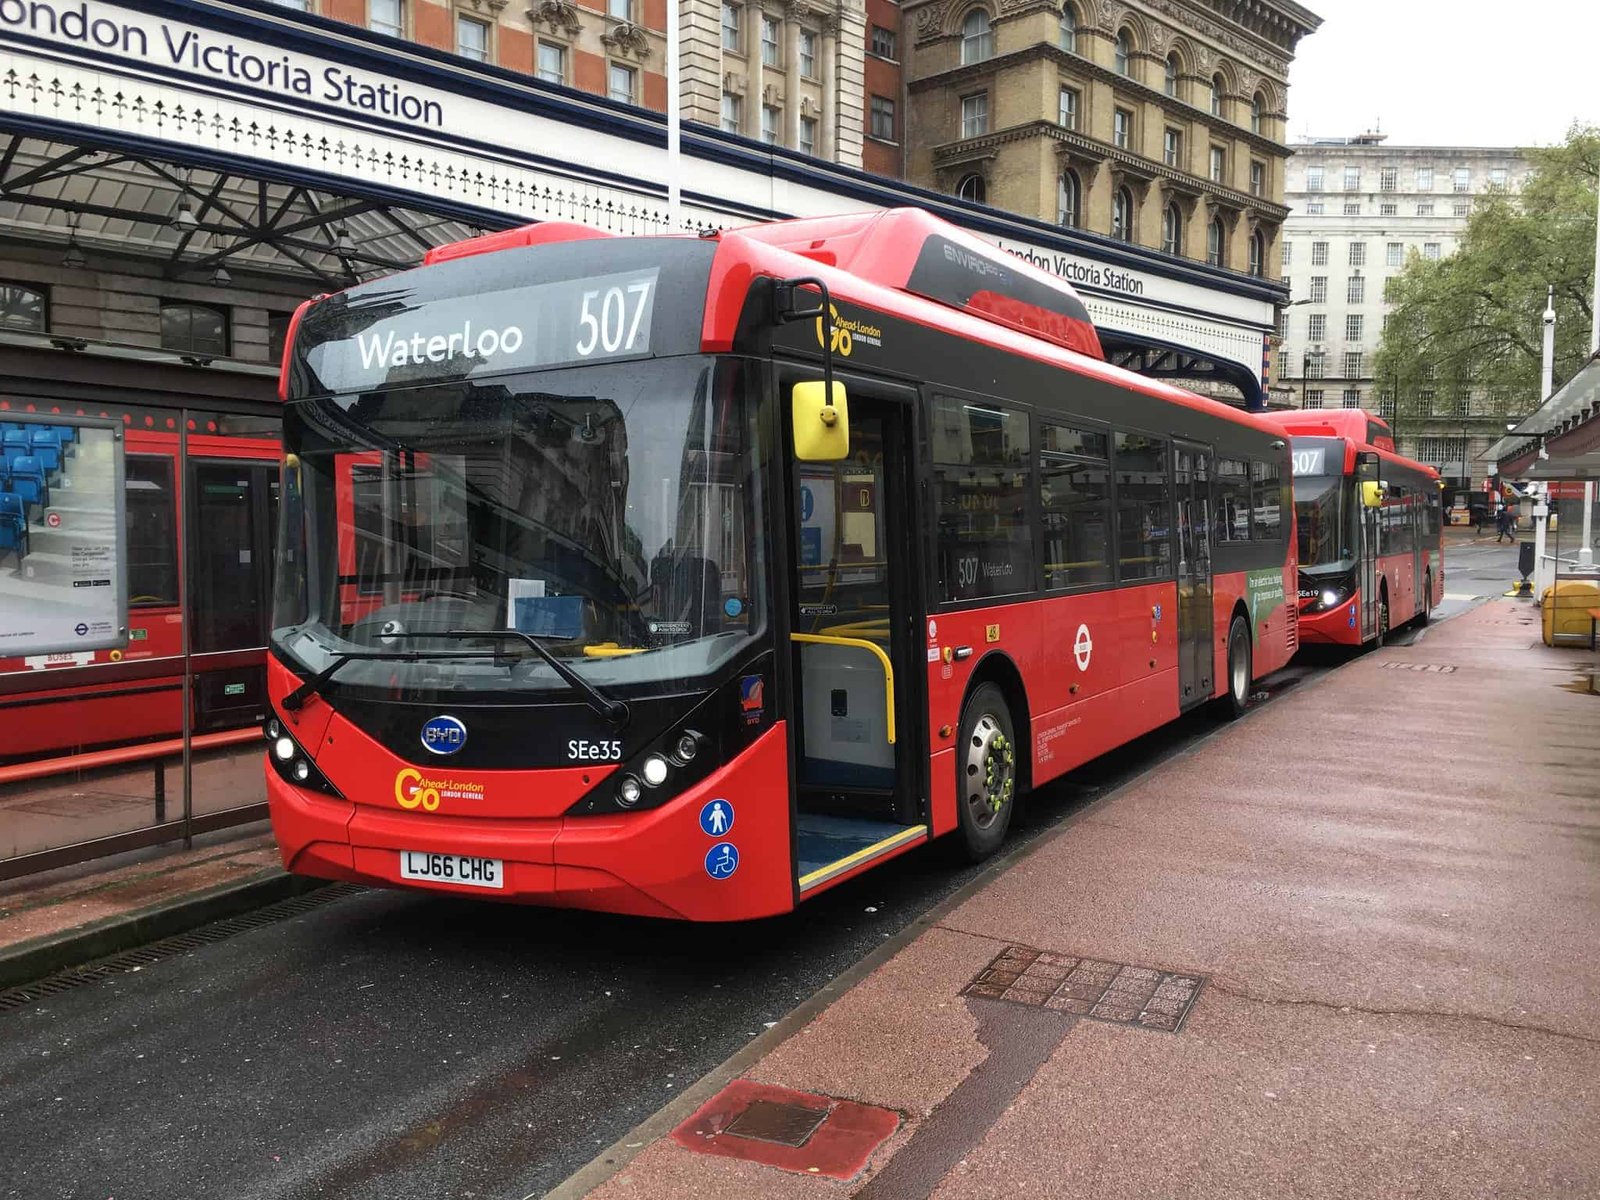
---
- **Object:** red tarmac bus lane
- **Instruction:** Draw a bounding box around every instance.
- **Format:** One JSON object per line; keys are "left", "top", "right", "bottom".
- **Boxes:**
{"left": 567, "top": 596, "right": 1600, "bottom": 1200}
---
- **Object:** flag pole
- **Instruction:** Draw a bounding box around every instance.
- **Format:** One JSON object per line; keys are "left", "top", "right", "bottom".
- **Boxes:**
{"left": 666, "top": 0, "right": 681, "bottom": 231}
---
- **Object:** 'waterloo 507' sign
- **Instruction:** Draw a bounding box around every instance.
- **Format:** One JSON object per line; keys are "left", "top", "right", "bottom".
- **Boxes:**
{"left": 0, "top": 0, "right": 446, "bottom": 127}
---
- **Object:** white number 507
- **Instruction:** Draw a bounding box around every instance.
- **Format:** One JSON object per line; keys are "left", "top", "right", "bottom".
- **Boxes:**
{"left": 575, "top": 279, "right": 654, "bottom": 357}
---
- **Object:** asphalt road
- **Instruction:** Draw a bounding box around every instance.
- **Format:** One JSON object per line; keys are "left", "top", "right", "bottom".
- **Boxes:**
{"left": 0, "top": 541, "right": 1515, "bottom": 1200}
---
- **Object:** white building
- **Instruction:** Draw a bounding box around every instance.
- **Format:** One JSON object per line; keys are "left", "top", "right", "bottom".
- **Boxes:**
{"left": 1276, "top": 134, "right": 1531, "bottom": 489}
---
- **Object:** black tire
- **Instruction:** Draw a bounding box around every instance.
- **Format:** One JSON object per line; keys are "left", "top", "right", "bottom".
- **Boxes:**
{"left": 1416, "top": 571, "right": 1433, "bottom": 626}
{"left": 953, "top": 682, "right": 1017, "bottom": 863}
{"left": 1374, "top": 588, "right": 1390, "bottom": 648}
{"left": 1218, "top": 615, "right": 1252, "bottom": 720}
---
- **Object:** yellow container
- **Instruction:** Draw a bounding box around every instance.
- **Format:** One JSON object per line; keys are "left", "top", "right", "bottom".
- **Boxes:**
{"left": 1540, "top": 577, "right": 1600, "bottom": 647}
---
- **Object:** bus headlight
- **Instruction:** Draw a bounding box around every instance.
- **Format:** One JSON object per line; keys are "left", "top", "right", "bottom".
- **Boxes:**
{"left": 1320, "top": 589, "right": 1340, "bottom": 609}
{"left": 265, "top": 720, "right": 342, "bottom": 798}
{"left": 292, "top": 759, "right": 312, "bottom": 783}
{"left": 273, "top": 736, "right": 296, "bottom": 762}
{"left": 616, "top": 775, "right": 643, "bottom": 807}
{"left": 674, "top": 734, "right": 698, "bottom": 763}
{"left": 265, "top": 719, "right": 281, "bottom": 741}
{"left": 641, "top": 754, "right": 670, "bottom": 787}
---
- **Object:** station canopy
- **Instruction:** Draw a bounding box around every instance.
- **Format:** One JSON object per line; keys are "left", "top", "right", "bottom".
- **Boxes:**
{"left": 0, "top": 132, "right": 483, "bottom": 290}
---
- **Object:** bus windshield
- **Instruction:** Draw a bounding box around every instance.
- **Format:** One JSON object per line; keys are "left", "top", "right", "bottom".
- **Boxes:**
{"left": 272, "top": 355, "right": 763, "bottom": 702}
{"left": 1293, "top": 474, "right": 1351, "bottom": 567}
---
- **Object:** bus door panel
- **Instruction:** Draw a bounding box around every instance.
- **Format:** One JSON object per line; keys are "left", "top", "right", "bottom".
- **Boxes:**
{"left": 1359, "top": 492, "right": 1381, "bottom": 640}
{"left": 1173, "top": 442, "right": 1214, "bottom": 709}
{"left": 784, "top": 384, "right": 921, "bottom": 829}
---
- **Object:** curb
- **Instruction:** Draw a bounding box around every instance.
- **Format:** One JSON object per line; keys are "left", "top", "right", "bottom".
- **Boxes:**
{"left": 0, "top": 870, "right": 325, "bottom": 991}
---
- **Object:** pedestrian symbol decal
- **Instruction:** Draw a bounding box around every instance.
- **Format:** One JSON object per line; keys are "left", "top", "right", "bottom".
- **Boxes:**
{"left": 705, "top": 842, "right": 739, "bottom": 879}
{"left": 1073, "top": 623, "right": 1093, "bottom": 671}
{"left": 800, "top": 485, "right": 815, "bottom": 522}
{"left": 700, "top": 799, "right": 735, "bottom": 837}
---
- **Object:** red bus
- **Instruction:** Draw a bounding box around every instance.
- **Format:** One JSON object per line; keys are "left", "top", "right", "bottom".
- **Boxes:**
{"left": 1264, "top": 409, "right": 1444, "bottom": 647}
{"left": 265, "top": 208, "right": 1298, "bottom": 921}
{"left": 0, "top": 402, "right": 280, "bottom": 762}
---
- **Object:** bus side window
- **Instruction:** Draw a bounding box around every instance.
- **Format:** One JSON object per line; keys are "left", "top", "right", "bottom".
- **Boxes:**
{"left": 1250, "top": 459, "right": 1282, "bottom": 542}
{"left": 1038, "top": 420, "right": 1111, "bottom": 590}
{"left": 1215, "top": 458, "right": 1250, "bottom": 542}
{"left": 127, "top": 455, "right": 179, "bottom": 608}
{"left": 1113, "top": 431, "right": 1172, "bottom": 581}
{"left": 930, "top": 394, "right": 1034, "bottom": 603}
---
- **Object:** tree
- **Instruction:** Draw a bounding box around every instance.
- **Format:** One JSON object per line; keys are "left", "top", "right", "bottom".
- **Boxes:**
{"left": 1373, "top": 125, "right": 1600, "bottom": 449}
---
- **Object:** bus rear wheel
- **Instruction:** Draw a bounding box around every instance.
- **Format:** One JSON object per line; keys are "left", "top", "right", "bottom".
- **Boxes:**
{"left": 1416, "top": 571, "right": 1433, "bottom": 626}
{"left": 955, "top": 682, "right": 1016, "bottom": 862}
{"left": 1218, "top": 615, "right": 1252, "bottom": 720}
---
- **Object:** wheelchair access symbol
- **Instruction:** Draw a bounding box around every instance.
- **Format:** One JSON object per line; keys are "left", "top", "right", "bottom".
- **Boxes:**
{"left": 699, "top": 798, "right": 734, "bottom": 837}
{"left": 704, "top": 842, "right": 739, "bottom": 879}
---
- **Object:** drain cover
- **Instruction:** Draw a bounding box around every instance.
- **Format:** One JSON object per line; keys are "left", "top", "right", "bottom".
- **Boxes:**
{"left": 963, "top": 945, "right": 1204, "bottom": 1033}
{"left": 725, "top": 1099, "right": 830, "bottom": 1147}
{"left": 1379, "top": 662, "right": 1457, "bottom": 672}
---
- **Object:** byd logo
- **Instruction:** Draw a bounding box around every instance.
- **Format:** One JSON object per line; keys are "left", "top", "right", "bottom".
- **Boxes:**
{"left": 420, "top": 714, "right": 467, "bottom": 755}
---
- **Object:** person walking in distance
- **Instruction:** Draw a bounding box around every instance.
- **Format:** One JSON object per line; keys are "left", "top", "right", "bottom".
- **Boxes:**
{"left": 1495, "top": 505, "right": 1513, "bottom": 543}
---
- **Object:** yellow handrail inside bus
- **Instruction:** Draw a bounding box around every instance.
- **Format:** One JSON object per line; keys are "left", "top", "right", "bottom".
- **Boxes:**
{"left": 789, "top": 632, "right": 896, "bottom": 745}
{"left": 582, "top": 642, "right": 646, "bottom": 657}
{"left": 818, "top": 618, "right": 891, "bottom": 639}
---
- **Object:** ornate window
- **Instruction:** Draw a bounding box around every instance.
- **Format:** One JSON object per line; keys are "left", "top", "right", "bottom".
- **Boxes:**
{"left": 369, "top": 0, "right": 402, "bottom": 36}
{"left": 1206, "top": 218, "right": 1224, "bottom": 266}
{"left": 961, "top": 91, "right": 988, "bottom": 138}
{"left": 1248, "top": 229, "right": 1265, "bottom": 277}
{"left": 456, "top": 14, "right": 488, "bottom": 61}
{"left": 1162, "top": 202, "right": 1183, "bottom": 255}
{"left": 1250, "top": 92, "right": 1263, "bottom": 133}
{"left": 960, "top": 9, "right": 993, "bottom": 64}
{"left": 1058, "top": 171, "right": 1081, "bottom": 227}
{"left": 1112, "top": 187, "right": 1134, "bottom": 242}
{"left": 761, "top": 14, "right": 780, "bottom": 66}
{"left": 1210, "top": 73, "right": 1224, "bottom": 116}
{"left": 1058, "top": 85, "right": 1078, "bottom": 130}
{"left": 956, "top": 173, "right": 987, "bottom": 204}
{"left": 608, "top": 62, "right": 636, "bottom": 103}
{"left": 721, "top": 2, "right": 740, "bottom": 51}
{"left": 536, "top": 41, "right": 566, "bottom": 84}
{"left": 1114, "top": 28, "right": 1132, "bottom": 75}
{"left": 1059, "top": 3, "right": 1076, "bottom": 52}
{"left": 721, "top": 91, "right": 741, "bottom": 132}
{"left": 1164, "top": 54, "right": 1179, "bottom": 97}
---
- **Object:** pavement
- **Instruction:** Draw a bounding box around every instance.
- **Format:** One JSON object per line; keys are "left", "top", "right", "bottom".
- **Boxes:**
{"left": 558, "top": 596, "right": 1600, "bottom": 1200}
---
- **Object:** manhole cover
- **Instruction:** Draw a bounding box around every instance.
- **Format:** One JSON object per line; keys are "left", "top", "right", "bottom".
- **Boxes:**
{"left": 963, "top": 945, "right": 1204, "bottom": 1033}
{"left": 725, "top": 1099, "right": 830, "bottom": 1147}
{"left": 1378, "top": 662, "right": 1457, "bottom": 672}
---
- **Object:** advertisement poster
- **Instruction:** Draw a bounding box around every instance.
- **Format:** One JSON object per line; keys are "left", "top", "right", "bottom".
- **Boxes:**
{"left": 0, "top": 416, "right": 128, "bottom": 657}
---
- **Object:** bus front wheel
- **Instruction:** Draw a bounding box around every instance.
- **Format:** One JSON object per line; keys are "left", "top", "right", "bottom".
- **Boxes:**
{"left": 1219, "top": 615, "right": 1252, "bottom": 721}
{"left": 1416, "top": 571, "right": 1433, "bottom": 626}
{"left": 954, "top": 682, "right": 1016, "bottom": 862}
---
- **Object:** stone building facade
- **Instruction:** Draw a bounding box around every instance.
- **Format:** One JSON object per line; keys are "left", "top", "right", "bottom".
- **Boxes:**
{"left": 261, "top": 0, "right": 878, "bottom": 167}
{"left": 898, "top": 0, "right": 1320, "bottom": 277}
{"left": 1276, "top": 136, "right": 1534, "bottom": 490}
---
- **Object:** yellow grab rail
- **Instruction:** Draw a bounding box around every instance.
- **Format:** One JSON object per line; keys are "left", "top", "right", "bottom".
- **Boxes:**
{"left": 789, "top": 632, "right": 896, "bottom": 745}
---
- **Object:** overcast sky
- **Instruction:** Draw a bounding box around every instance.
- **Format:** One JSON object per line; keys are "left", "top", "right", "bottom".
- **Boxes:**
{"left": 1285, "top": 1, "right": 1600, "bottom": 148}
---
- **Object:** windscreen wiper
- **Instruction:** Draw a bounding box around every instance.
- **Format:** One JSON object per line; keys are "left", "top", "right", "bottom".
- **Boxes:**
{"left": 279, "top": 645, "right": 504, "bottom": 712}
{"left": 410, "top": 629, "right": 631, "bottom": 727}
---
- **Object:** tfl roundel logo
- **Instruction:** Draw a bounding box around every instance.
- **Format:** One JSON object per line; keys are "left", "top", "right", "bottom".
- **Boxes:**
{"left": 421, "top": 714, "right": 468, "bottom": 756}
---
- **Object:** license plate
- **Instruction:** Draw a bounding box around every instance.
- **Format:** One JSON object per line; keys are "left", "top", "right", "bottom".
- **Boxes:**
{"left": 398, "top": 850, "right": 504, "bottom": 890}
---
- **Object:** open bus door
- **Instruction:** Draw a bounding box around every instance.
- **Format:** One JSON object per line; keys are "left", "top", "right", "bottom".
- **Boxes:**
{"left": 781, "top": 371, "right": 927, "bottom": 896}
{"left": 1173, "top": 441, "right": 1215, "bottom": 709}
{"left": 1356, "top": 453, "right": 1383, "bottom": 643}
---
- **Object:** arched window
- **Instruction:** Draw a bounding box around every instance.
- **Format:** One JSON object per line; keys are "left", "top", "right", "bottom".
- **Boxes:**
{"left": 1206, "top": 217, "right": 1224, "bottom": 266}
{"left": 1059, "top": 3, "right": 1076, "bottom": 52}
{"left": 1111, "top": 187, "right": 1133, "bottom": 242}
{"left": 1164, "top": 53, "right": 1180, "bottom": 97}
{"left": 1058, "top": 170, "right": 1081, "bottom": 227}
{"left": 0, "top": 283, "right": 47, "bottom": 333}
{"left": 1162, "top": 202, "right": 1183, "bottom": 255}
{"left": 1210, "top": 73, "right": 1224, "bottom": 116}
{"left": 1248, "top": 229, "right": 1265, "bottom": 276}
{"left": 960, "top": 9, "right": 993, "bottom": 64}
{"left": 956, "top": 172, "right": 987, "bottom": 204}
{"left": 1114, "top": 28, "right": 1132, "bottom": 75}
{"left": 1250, "top": 92, "right": 1264, "bottom": 133}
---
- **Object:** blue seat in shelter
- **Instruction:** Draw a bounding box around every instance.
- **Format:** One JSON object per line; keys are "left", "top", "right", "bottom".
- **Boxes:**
{"left": 28, "top": 429, "right": 61, "bottom": 474}
{"left": 1, "top": 429, "right": 26, "bottom": 455}
{"left": 0, "top": 491, "right": 27, "bottom": 565}
{"left": 8, "top": 455, "right": 47, "bottom": 512}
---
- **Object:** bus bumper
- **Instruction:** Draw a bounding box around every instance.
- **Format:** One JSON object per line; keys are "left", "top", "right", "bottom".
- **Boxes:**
{"left": 265, "top": 722, "right": 795, "bottom": 922}
{"left": 1296, "top": 593, "right": 1363, "bottom": 645}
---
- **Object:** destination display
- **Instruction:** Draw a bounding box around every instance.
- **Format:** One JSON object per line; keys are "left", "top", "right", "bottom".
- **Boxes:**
{"left": 295, "top": 268, "right": 660, "bottom": 395}
{"left": 0, "top": 417, "right": 127, "bottom": 657}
